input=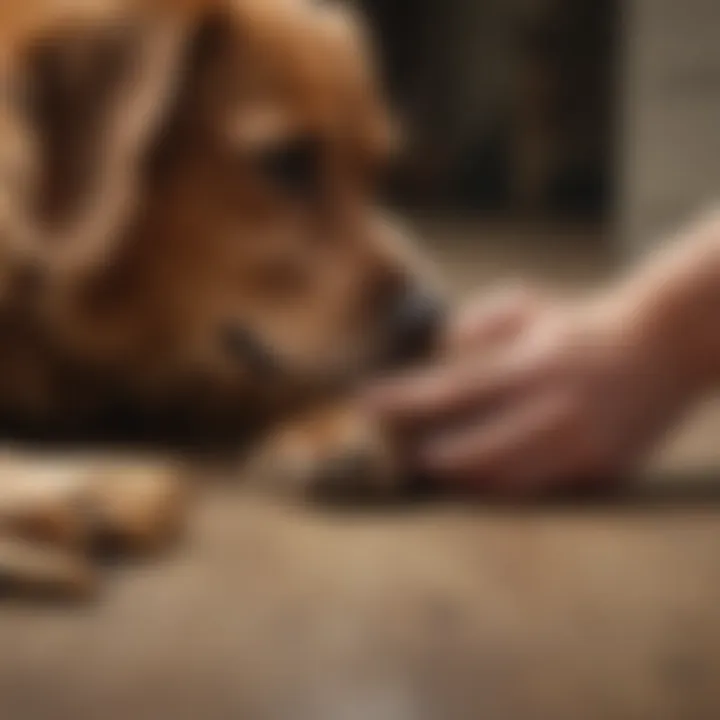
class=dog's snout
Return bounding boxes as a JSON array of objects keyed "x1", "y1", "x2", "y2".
[{"x1": 385, "y1": 287, "x2": 445, "y2": 363}]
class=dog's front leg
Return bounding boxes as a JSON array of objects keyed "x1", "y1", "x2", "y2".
[
  {"x1": 245, "y1": 401, "x2": 405, "y2": 502},
  {"x1": 0, "y1": 452, "x2": 188, "y2": 598},
  {"x1": 0, "y1": 452, "x2": 188, "y2": 554},
  {"x1": 0, "y1": 537, "x2": 96, "y2": 600}
]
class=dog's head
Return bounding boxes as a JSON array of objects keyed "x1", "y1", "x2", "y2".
[{"x1": 11, "y1": 0, "x2": 444, "y2": 410}]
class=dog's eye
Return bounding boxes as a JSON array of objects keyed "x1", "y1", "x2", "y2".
[{"x1": 257, "y1": 136, "x2": 323, "y2": 198}]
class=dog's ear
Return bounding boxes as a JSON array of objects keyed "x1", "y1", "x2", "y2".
[
  {"x1": 14, "y1": 13, "x2": 190, "y2": 279},
  {"x1": 144, "y1": 10, "x2": 237, "y2": 183},
  {"x1": 26, "y1": 22, "x2": 150, "y2": 230}
]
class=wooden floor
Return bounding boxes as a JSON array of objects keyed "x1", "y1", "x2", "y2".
[{"x1": 4, "y1": 222, "x2": 720, "y2": 720}]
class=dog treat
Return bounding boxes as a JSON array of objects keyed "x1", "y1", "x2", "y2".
[{"x1": 0, "y1": 536, "x2": 96, "y2": 600}]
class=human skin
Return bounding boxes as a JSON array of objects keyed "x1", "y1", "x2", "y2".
[{"x1": 366, "y1": 212, "x2": 720, "y2": 495}]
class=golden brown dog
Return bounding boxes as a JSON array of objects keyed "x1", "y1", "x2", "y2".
[{"x1": 0, "y1": 0, "x2": 444, "y2": 598}]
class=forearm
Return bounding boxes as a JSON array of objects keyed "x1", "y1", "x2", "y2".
[{"x1": 608, "y1": 211, "x2": 720, "y2": 394}]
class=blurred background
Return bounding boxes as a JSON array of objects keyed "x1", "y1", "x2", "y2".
[
  {"x1": 356, "y1": 0, "x2": 720, "y2": 256},
  {"x1": 363, "y1": 0, "x2": 618, "y2": 226}
]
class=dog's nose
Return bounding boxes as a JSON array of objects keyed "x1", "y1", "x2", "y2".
[
  {"x1": 386, "y1": 287, "x2": 446, "y2": 363},
  {"x1": 221, "y1": 325, "x2": 277, "y2": 376}
]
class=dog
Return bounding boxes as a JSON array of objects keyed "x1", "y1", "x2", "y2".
[{"x1": 0, "y1": 0, "x2": 444, "y2": 598}]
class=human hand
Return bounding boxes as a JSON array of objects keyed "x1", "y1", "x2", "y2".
[{"x1": 366, "y1": 284, "x2": 700, "y2": 496}]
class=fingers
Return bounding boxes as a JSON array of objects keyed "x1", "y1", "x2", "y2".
[
  {"x1": 366, "y1": 348, "x2": 547, "y2": 429},
  {"x1": 416, "y1": 391, "x2": 596, "y2": 494},
  {"x1": 364, "y1": 282, "x2": 618, "y2": 496},
  {"x1": 365, "y1": 283, "x2": 546, "y2": 426}
]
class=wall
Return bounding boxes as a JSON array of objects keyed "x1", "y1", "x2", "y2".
[{"x1": 620, "y1": 0, "x2": 720, "y2": 252}]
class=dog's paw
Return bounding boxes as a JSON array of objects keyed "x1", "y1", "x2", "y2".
[
  {"x1": 0, "y1": 537, "x2": 97, "y2": 602},
  {"x1": 247, "y1": 404, "x2": 400, "y2": 503},
  {"x1": 0, "y1": 452, "x2": 188, "y2": 557},
  {"x1": 0, "y1": 452, "x2": 188, "y2": 601}
]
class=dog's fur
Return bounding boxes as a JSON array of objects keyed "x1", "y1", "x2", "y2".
[{"x1": 0, "y1": 0, "x2": 440, "y2": 594}]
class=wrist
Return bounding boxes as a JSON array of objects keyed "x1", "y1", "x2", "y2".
[{"x1": 604, "y1": 212, "x2": 720, "y2": 397}]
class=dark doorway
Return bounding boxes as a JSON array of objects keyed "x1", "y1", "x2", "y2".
[{"x1": 359, "y1": 0, "x2": 621, "y2": 224}]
